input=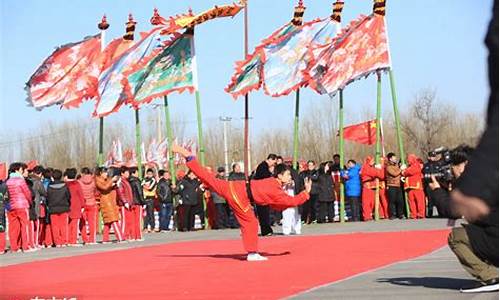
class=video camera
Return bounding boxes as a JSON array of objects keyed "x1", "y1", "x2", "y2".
[{"x1": 422, "y1": 147, "x2": 453, "y2": 183}]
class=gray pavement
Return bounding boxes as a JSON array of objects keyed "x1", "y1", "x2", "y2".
[{"x1": 1, "y1": 218, "x2": 498, "y2": 299}]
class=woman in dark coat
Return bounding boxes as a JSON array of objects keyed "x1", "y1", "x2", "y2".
[{"x1": 317, "y1": 162, "x2": 336, "y2": 223}]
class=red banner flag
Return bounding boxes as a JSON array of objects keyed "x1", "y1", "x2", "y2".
[
  {"x1": 26, "y1": 34, "x2": 102, "y2": 110},
  {"x1": 0, "y1": 163, "x2": 7, "y2": 181},
  {"x1": 342, "y1": 120, "x2": 377, "y2": 145}
]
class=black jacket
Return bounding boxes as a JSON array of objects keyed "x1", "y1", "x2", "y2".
[
  {"x1": 128, "y1": 176, "x2": 145, "y2": 205},
  {"x1": 253, "y1": 161, "x2": 273, "y2": 180},
  {"x1": 317, "y1": 172, "x2": 335, "y2": 202},
  {"x1": 228, "y1": 171, "x2": 245, "y2": 181},
  {"x1": 157, "y1": 178, "x2": 174, "y2": 204},
  {"x1": 455, "y1": 1, "x2": 498, "y2": 267},
  {"x1": 178, "y1": 177, "x2": 202, "y2": 206},
  {"x1": 0, "y1": 182, "x2": 6, "y2": 232},
  {"x1": 46, "y1": 180, "x2": 71, "y2": 214},
  {"x1": 300, "y1": 169, "x2": 319, "y2": 195}
]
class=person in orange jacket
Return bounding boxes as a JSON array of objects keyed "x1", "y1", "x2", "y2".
[
  {"x1": 360, "y1": 156, "x2": 387, "y2": 221},
  {"x1": 402, "y1": 154, "x2": 426, "y2": 219},
  {"x1": 172, "y1": 143, "x2": 312, "y2": 261}
]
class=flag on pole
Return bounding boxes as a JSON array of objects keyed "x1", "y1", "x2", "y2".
[
  {"x1": 305, "y1": 14, "x2": 391, "y2": 96},
  {"x1": 26, "y1": 34, "x2": 101, "y2": 110},
  {"x1": 123, "y1": 33, "x2": 195, "y2": 108},
  {"x1": 226, "y1": 13, "x2": 341, "y2": 98},
  {"x1": 341, "y1": 120, "x2": 378, "y2": 145},
  {"x1": 93, "y1": 28, "x2": 164, "y2": 118},
  {"x1": 262, "y1": 18, "x2": 339, "y2": 97}
]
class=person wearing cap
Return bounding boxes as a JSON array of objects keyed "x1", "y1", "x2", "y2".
[{"x1": 212, "y1": 167, "x2": 230, "y2": 229}]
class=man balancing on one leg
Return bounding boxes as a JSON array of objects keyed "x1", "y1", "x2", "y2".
[{"x1": 171, "y1": 143, "x2": 312, "y2": 261}]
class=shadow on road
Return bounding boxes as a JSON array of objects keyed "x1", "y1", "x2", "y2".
[
  {"x1": 376, "y1": 277, "x2": 477, "y2": 290},
  {"x1": 159, "y1": 251, "x2": 292, "y2": 261}
]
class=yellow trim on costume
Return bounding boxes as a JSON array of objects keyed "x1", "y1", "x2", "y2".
[{"x1": 229, "y1": 181, "x2": 250, "y2": 213}]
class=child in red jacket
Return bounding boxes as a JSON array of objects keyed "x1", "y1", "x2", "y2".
[{"x1": 65, "y1": 168, "x2": 85, "y2": 246}]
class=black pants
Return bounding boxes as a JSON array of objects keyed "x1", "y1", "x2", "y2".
[
  {"x1": 181, "y1": 204, "x2": 195, "y2": 231},
  {"x1": 301, "y1": 194, "x2": 318, "y2": 223},
  {"x1": 256, "y1": 204, "x2": 273, "y2": 235},
  {"x1": 143, "y1": 198, "x2": 155, "y2": 230},
  {"x1": 318, "y1": 201, "x2": 334, "y2": 223},
  {"x1": 191, "y1": 201, "x2": 205, "y2": 229},
  {"x1": 387, "y1": 186, "x2": 405, "y2": 218},
  {"x1": 214, "y1": 203, "x2": 229, "y2": 229},
  {"x1": 425, "y1": 185, "x2": 437, "y2": 217},
  {"x1": 347, "y1": 196, "x2": 361, "y2": 221}
]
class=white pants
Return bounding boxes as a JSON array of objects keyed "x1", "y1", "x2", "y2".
[{"x1": 282, "y1": 207, "x2": 301, "y2": 235}]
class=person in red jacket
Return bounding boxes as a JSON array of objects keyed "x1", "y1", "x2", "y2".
[
  {"x1": 65, "y1": 168, "x2": 85, "y2": 246},
  {"x1": 6, "y1": 162, "x2": 34, "y2": 252},
  {"x1": 402, "y1": 154, "x2": 426, "y2": 219},
  {"x1": 78, "y1": 167, "x2": 98, "y2": 244},
  {"x1": 360, "y1": 156, "x2": 387, "y2": 221},
  {"x1": 172, "y1": 143, "x2": 312, "y2": 261},
  {"x1": 117, "y1": 166, "x2": 134, "y2": 240}
]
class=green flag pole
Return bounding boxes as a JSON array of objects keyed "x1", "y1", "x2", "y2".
[
  {"x1": 338, "y1": 89, "x2": 346, "y2": 222},
  {"x1": 189, "y1": 27, "x2": 208, "y2": 228},
  {"x1": 135, "y1": 108, "x2": 143, "y2": 179},
  {"x1": 292, "y1": 89, "x2": 300, "y2": 170},
  {"x1": 163, "y1": 96, "x2": 176, "y2": 186},
  {"x1": 374, "y1": 72, "x2": 382, "y2": 221},
  {"x1": 388, "y1": 69, "x2": 410, "y2": 218}
]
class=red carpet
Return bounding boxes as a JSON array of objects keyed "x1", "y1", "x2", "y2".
[{"x1": 0, "y1": 229, "x2": 449, "y2": 300}]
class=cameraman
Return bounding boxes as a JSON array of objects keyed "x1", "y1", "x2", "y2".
[{"x1": 428, "y1": 144, "x2": 498, "y2": 293}]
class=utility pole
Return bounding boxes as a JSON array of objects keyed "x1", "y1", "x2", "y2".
[{"x1": 220, "y1": 116, "x2": 232, "y2": 176}]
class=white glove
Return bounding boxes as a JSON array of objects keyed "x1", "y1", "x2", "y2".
[
  {"x1": 374, "y1": 164, "x2": 382, "y2": 169},
  {"x1": 178, "y1": 199, "x2": 183, "y2": 205},
  {"x1": 124, "y1": 203, "x2": 130, "y2": 209}
]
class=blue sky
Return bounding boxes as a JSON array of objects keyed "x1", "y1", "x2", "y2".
[{"x1": 0, "y1": 0, "x2": 493, "y2": 139}]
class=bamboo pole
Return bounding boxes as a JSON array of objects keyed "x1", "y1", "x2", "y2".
[
  {"x1": 338, "y1": 89, "x2": 346, "y2": 222},
  {"x1": 388, "y1": 69, "x2": 411, "y2": 218},
  {"x1": 163, "y1": 96, "x2": 176, "y2": 186},
  {"x1": 292, "y1": 89, "x2": 300, "y2": 170},
  {"x1": 374, "y1": 72, "x2": 382, "y2": 221}
]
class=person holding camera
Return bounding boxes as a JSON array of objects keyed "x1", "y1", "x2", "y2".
[{"x1": 428, "y1": 145, "x2": 498, "y2": 293}]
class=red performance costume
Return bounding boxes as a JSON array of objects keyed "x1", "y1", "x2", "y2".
[
  {"x1": 360, "y1": 156, "x2": 388, "y2": 221},
  {"x1": 185, "y1": 158, "x2": 309, "y2": 253},
  {"x1": 402, "y1": 154, "x2": 425, "y2": 219}
]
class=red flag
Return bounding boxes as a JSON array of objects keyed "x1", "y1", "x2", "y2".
[
  {"x1": 342, "y1": 120, "x2": 378, "y2": 145},
  {"x1": 0, "y1": 163, "x2": 7, "y2": 181},
  {"x1": 26, "y1": 34, "x2": 102, "y2": 110}
]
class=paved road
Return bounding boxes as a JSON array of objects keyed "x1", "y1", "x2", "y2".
[{"x1": 1, "y1": 218, "x2": 497, "y2": 299}]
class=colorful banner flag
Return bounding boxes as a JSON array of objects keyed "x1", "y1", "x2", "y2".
[
  {"x1": 225, "y1": 22, "x2": 296, "y2": 99},
  {"x1": 26, "y1": 34, "x2": 101, "y2": 110},
  {"x1": 262, "y1": 18, "x2": 338, "y2": 97},
  {"x1": 305, "y1": 14, "x2": 391, "y2": 96},
  {"x1": 341, "y1": 119, "x2": 377, "y2": 145},
  {"x1": 123, "y1": 33, "x2": 195, "y2": 108},
  {"x1": 93, "y1": 28, "x2": 164, "y2": 118},
  {"x1": 226, "y1": 16, "x2": 339, "y2": 98}
]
